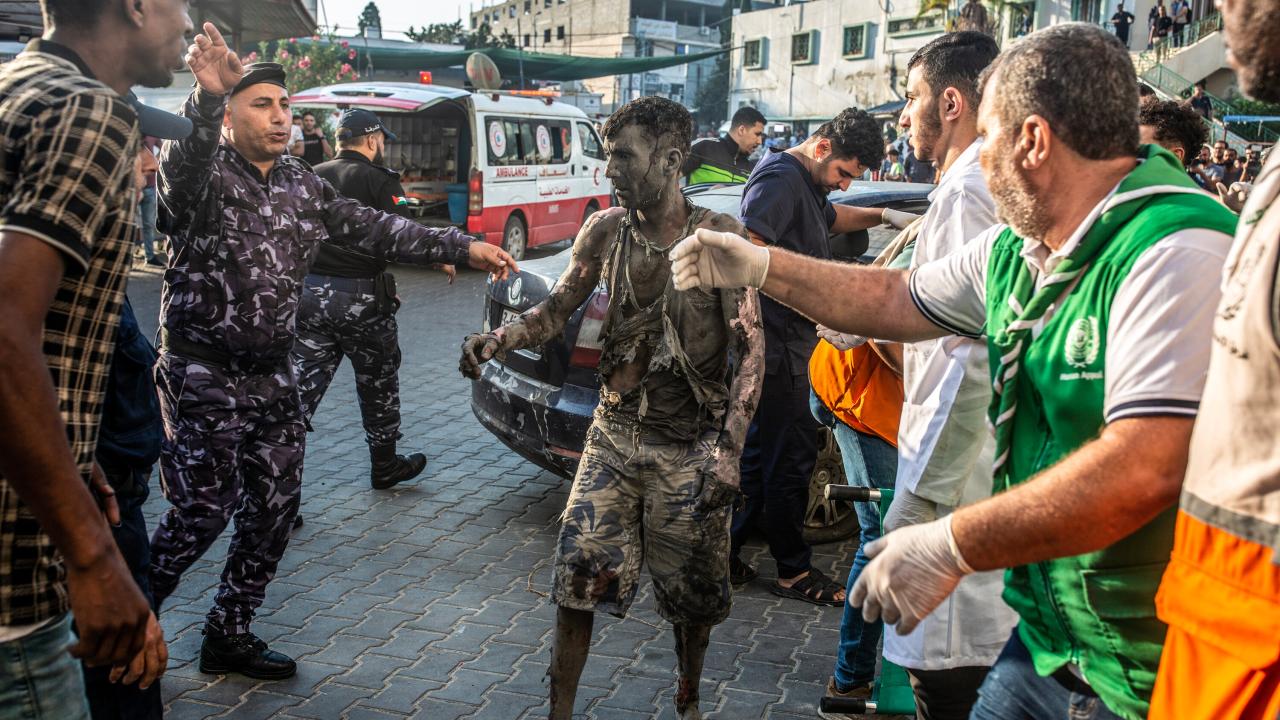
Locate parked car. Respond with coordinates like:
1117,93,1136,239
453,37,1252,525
470,181,933,543
291,82,612,261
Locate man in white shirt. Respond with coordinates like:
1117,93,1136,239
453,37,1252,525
670,23,1238,719
878,31,1018,720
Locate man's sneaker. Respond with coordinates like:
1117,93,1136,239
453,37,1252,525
826,676,874,700
199,630,296,680
370,445,427,490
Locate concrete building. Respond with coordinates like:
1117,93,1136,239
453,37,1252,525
726,0,1231,135
469,0,782,111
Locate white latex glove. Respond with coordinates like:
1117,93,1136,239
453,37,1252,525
881,485,940,533
816,324,866,352
670,228,770,291
848,515,974,635
881,208,921,230
1216,181,1252,214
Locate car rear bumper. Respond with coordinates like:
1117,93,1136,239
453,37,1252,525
469,361,598,479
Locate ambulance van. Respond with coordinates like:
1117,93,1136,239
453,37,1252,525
292,82,612,260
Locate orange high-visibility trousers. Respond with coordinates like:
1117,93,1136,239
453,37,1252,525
1150,512,1280,720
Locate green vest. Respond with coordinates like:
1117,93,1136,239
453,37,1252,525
983,148,1238,720
688,164,750,185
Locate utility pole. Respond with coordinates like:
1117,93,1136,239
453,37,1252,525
516,16,526,88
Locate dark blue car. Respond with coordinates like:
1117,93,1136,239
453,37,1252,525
470,181,933,542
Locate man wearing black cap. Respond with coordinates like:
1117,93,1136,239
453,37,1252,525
147,24,517,680
293,109,443,489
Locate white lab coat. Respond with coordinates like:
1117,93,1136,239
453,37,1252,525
883,140,1019,671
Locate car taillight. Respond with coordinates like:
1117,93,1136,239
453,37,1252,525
569,292,609,369
468,166,483,215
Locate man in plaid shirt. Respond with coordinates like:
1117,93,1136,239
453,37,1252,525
0,0,192,716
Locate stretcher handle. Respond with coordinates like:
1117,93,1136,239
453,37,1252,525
819,697,874,714
823,485,882,502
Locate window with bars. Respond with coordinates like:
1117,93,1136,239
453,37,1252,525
842,24,869,58
744,39,764,69
791,30,816,64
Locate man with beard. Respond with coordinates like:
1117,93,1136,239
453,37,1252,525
1148,0,1280,715
149,26,516,679
670,23,1237,719
294,109,451,491
729,108,901,609
459,97,764,720
0,0,192,712
863,31,1016,720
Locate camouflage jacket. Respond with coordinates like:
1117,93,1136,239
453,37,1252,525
156,89,471,365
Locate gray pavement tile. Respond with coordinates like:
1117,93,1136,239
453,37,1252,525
708,688,780,720
399,649,478,683
462,690,546,720
165,699,229,720
407,698,474,720
425,668,506,705
285,683,375,718
213,688,304,718
363,677,445,714
461,640,538,676
375,628,449,660
334,654,418,690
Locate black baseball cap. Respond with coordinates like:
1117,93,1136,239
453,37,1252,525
336,108,397,142
232,62,288,97
126,92,192,140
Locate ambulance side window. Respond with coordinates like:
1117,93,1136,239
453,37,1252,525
576,121,603,160
548,120,571,164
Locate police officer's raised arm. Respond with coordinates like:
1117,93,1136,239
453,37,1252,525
157,22,242,237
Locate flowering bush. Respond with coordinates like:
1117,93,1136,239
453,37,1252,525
255,35,360,97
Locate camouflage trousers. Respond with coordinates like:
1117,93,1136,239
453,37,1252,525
552,410,733,626
291,277,402,449
148,353,304,635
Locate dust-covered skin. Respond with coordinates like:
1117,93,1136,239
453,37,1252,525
465,109,764,720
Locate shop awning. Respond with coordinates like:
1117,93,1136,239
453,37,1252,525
292,38,727,83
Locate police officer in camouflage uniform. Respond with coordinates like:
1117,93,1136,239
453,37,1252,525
148,26,515,680
293,109,441,489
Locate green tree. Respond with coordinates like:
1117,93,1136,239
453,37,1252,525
405,20,464,44
357,1,382,35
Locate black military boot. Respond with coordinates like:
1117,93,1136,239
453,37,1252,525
370,444,427,490
199,628,296,680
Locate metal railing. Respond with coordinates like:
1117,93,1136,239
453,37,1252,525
1132,11,1222,76
1141,62,1280,144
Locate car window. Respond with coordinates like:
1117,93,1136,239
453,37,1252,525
576,121,603,160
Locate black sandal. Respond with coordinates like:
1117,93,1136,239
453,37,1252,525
770,567,844,606
730,556,758,586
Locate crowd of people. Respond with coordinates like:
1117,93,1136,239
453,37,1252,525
0,0,1277,718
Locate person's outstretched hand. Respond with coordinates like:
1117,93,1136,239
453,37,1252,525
848,515,973,635
881,208,921,230
186,22,244,96
816,325,866,352
1216,181,1252,213
467,242,518,281
460,332,502,379
670,228,770,291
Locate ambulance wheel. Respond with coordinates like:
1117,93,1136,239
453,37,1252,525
804,427,859,545
503,214,527,262
583,201,599,227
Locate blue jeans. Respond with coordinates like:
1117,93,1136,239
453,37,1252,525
137,187,158,261
0,613,91,720
971,630,1124,720
810,391,898,689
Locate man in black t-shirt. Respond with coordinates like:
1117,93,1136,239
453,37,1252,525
289,110,332,165
1111,2,1135,45
730,108,898,607
1189,82,1214,120
293,109,453,490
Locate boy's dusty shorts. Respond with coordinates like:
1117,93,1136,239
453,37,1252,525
551,413,733,626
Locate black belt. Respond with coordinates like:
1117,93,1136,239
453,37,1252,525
1050,665,1098,698
304,274,378,294
157,328,281,374
306,272,398,313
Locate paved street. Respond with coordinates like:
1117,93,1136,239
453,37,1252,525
128,253,860,720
